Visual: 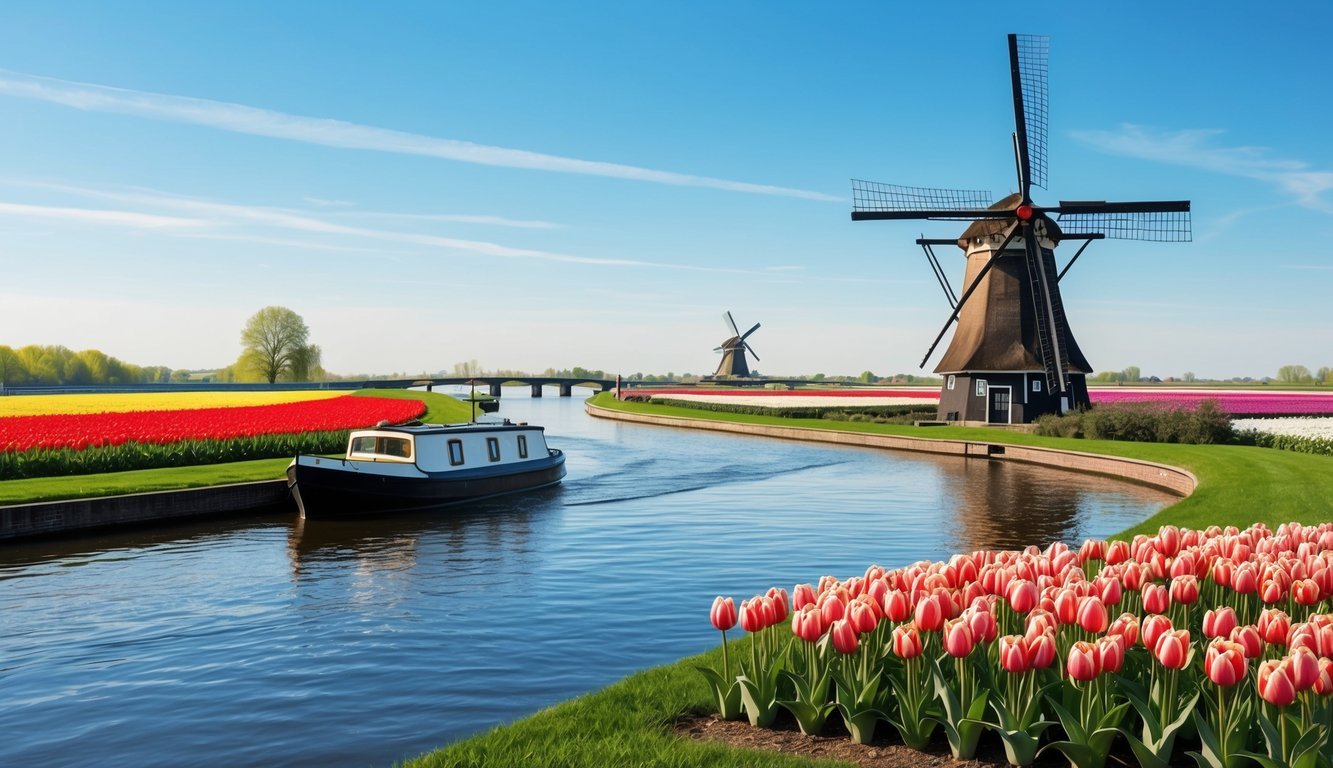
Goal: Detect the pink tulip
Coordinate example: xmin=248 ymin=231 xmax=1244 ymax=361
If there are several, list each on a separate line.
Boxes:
xmin=739 ymin=598 xmax=765 ymax=633
xmin=1096 ymin=576 xmax=1123 ymax=606
xmin=1232 ymin=563 xmax=1259 ymax=595
xmin=866 ymin=577 xmax=888 ymax=607
xmin=1258 ymin=608 xmax=1291 ymax=646
xmin=1259 ymin=578 xmax=1285 ymax=604
xmin=819 ymin=594 xmax=845 ymax=627
xmin=1076 ymin=596 xmax=1109 ymax=634
xmin=1258 ymin=660 xmax=1297 ymax=707
xmin=1169 ymin=575 xmax=1200 ymax=606
xmin=1230 ymin=625 xmax=1264 ymax=659
xmin=943 ymin=617 xmax=975 ymax=658
xmin=1142 ymin=614 xmax=1173 ymax=652
xmin=791 ymin=605 xmax=824 ymax=643
xmin=766 ymin=588 xmax=790 ymax=623
xmin=1141 ymin=583 xmax=1170 ymax=615
xmin=1156 ymin=525 xmax=1181 ymax=557
xmin=710 ymin=596 xmax=737 ymax=632
xmin=1052 ymin=588 xmax=1080 ymax=625
xmin=1027 ymin=631 xmax=1057 ymax=669
xmin=1107 ymin=612 xmax=1140 ymax=646
xmin=914 ymin=592 xmax=945 ymax=632
xmin=1154 ymin=629 xmax=1191 ymax=670
xmin=1098 ymin=634 xmax=1126 ymax=674
xmin=1314 ymin=658 xmax=1333 ymax=697
xmin=1285 ymin=647 xmax=1320 ymax=692
xmin=1067 ymin=640 xmax=1101 ymax=682
xmin=966 ymin=607 xmax=998 ymax=644
xmin=792 ymin=583 xmax=817 ymax=610
xmin=757 ymin=596 xmax=778 ymax=628
xmin=1105 ymin=539 xmax=1131 ymax=565
xmin=1212 ymin=558 xmax=1234 ymax=588
xmin=883 ymin=589 xmax=911 ymax=623
xmin=1006 ymin=579 xmax=1039 ymax=614
xmin=1292 ymin=578 xmax=1321 ymax=607
xmin=892 ymin=623 xmax=923 ymax=659
xmin=830 ymin=618 xmax=858 ymax=655
xmin=1078 ymin=538 xmax=1107 ymax=565
xmin=999 ymin=635 xmax=1029 ymax=673
xmin=1204 ymin=639 xmax=1247 ymax=686
xmin=1203 ymin=606 xmax=1238 ymax=639
xmin=848 ymin=600 xmax=879 ymax=635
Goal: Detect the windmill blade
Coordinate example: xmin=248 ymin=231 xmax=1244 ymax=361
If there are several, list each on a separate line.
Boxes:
xmin=743 ymin=342 xmax=760 ymax=362
xmin=713 ymin=346 xmax=726 ymax=353
xmin=919 ymin=221 xmax=1021 ymax=367
xmin=740 ymin=322 xmax=761 ymax=341
xmin=1009 ymin=34 xmax=1050 ymax=196
xmin=847 ymin=177 xmax=997 ymax=218
xmin=723 ymin=311 xmax=739 ymax=337
xmin=1054 ymin=202 xmax=1192 ymax=242
xmin=1022 ymin=221 xmax=1068 ymax=393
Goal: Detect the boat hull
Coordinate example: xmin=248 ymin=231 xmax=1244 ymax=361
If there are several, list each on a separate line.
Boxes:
xmin=288 ymin=450 xmax=566 ymax=518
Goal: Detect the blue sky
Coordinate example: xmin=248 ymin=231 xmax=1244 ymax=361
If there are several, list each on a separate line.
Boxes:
xmin=1 ymin=1 xmax=1329 ymax=379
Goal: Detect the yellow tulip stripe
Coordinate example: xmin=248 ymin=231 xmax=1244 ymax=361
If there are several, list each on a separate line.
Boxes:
xmin=0 ymin=390 xmax=344 ymax=418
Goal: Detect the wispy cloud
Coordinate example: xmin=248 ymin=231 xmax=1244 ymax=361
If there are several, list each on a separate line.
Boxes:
xmin=1071 ymin=124 xmax=1333 ymax=212
xmin=302 ymin=196 xmax=355 ymax=208
xmin=0 ymin=69 xmax=842 ymax=202
xmin=0 ymin=200 xmax=205 ymax=229
xmin=343 ymin=211 xmax=565 ymax=230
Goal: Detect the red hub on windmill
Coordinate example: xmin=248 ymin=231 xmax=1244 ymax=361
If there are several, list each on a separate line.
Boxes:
xmin=1016 ymin=204 xmax=1034 ymax=221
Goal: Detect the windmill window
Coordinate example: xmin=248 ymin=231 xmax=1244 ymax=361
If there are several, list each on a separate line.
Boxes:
xmin=517 ymin=434 xmax=528 ymax=459
xmin=448 ymin=439 xmax=465 ymax=466
xmin=975 ymin=380 xmax=988 ymax=397
xmin=487 ymin=437 xmax=501 ymax=462
xmin=1032 ymin=379 xmax=1043 ymax=393
xmin=947 ymin=375 xmax=956 ymax=390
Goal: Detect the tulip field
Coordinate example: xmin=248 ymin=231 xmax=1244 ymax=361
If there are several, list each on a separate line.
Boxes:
xmin=0 ymin=393 xmax=427 ymax=479
xmin=703 ymin=522 xmax=1333 ymax=767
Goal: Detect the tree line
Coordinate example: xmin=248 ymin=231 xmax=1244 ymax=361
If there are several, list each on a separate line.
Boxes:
xmin=0 ymin=345 xmax=173 ymax=386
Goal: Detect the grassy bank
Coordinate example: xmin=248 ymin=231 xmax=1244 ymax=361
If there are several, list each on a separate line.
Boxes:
xmin=0 ymin=389 xmax=472 ymax=505
xmin=403 ymin=392 xmax=1333 ymax=767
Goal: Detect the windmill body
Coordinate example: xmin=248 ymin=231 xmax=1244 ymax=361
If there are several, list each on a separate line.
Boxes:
xmin=852 ymin=34 xmax=1190 ymax=424
xmin=712 ymin=311 xmax=761 ymax=378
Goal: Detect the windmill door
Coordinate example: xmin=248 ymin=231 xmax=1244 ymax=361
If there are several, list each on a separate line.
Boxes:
xmin=987 ymin=386 xmax=1012 ymax=425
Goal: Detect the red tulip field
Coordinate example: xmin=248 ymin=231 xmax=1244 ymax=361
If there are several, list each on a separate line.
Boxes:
xmin=702 ymin=522 xmax=1333 ymax=767
xmin=0 ymin=394 xmax=426 ymax=479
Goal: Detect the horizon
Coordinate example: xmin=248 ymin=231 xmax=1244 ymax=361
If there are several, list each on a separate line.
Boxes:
xmin=2 ymin=2 xmax=1330 ymax=381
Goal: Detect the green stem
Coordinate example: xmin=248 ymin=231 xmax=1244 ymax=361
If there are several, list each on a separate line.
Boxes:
xmin=721 ymin=630 xmax=730 ymax=682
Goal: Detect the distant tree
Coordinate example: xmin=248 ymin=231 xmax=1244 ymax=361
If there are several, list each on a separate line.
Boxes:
xmin=1276 ymin=365 xmax=1314 ymax=384
xmin=1182 ymin=371 xmax=1196 ymax=382
xmin=170 ymin=370 xmax=192 ymax=383
xmin=1121 ymin=366 xmax=1141 ymax=383
xmin=859 ymin=370 xmax=876 ymax=384
xmin=238 ymin=306 xmax=316 ymax=384
xmin=1319 ymin=366 xmax=1332 ymax=384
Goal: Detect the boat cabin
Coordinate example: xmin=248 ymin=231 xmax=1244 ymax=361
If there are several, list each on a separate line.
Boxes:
xmin=344 ymin=421 xmax=553 ymax=473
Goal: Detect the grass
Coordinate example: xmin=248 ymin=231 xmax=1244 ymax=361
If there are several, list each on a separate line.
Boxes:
xmin=0 ymin=389 xmax=472 ymax=505
xmin=400 ymin=391 xmax=1333 ymax=768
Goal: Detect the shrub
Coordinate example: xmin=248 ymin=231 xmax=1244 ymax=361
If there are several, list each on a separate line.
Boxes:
xmin=1033 ymin=399 xmax=1233 ymax=444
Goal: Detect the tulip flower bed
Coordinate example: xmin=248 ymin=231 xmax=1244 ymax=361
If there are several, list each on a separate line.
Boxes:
xmin=0 ymin=394 xmax=426 ymax=479
xmin=0 ymin=390 xmax=343 ymax=418
xmin=702 ymin=522 xmax=1333 ymax=767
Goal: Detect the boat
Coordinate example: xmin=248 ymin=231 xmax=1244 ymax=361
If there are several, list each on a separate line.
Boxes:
xmin=287 ymin=419 xmax=566 ymax=518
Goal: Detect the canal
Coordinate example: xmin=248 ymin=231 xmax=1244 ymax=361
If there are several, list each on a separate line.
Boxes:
xmin=0 ymin=389 xmax=1174 ymax=767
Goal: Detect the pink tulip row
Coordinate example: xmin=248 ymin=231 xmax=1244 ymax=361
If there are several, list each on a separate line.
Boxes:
xmin=703 ymin=521 xmax=1333 ymax=765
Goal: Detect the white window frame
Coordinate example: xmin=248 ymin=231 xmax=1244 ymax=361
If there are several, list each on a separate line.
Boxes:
xmin=975 ymin=379 xmax=988 ymax=397
xmin=947 ymin=375 xmax=956 ymax=390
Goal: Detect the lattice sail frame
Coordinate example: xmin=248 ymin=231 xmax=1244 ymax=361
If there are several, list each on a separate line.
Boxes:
xmin=851 ymin=180 xmax=993 ymax=219
xmin=1014 ymin=34 xmax=1050 ymax=191
xmin=1056 ymin=210 xmax=1192 ymax=242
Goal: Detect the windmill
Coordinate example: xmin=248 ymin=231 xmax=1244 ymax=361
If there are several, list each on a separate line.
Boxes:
xmin=713 ymin=311 xmax=761 ymax=378
xmin=852 ymin=34 xmax=1190 ymax=424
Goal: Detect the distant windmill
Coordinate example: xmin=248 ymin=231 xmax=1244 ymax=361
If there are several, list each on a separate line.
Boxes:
xmin=851 ymin=33 xmax=1190 ymax=424
xmin=714 ymin=311 xmax=761 ymax=377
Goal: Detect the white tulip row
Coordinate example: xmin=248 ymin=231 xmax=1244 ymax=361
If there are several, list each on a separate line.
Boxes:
xmin=1232 ymin=417 xmax=1333 ymax=439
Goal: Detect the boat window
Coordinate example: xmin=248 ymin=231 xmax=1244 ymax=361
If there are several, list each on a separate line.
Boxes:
xmin=351 ymin=435 xmax=412 ymax=459
xmin=448 ymin=439 xmax=465 ymax=466
xmin=517 ymin=434 xmax=528 ymax=459
xmin=487 ymin=437 xmax=501 ymax=462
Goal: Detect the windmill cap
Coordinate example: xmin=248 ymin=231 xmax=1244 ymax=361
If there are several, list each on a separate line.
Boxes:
xmin=957 ymin=193 xmax=1063 ymax=248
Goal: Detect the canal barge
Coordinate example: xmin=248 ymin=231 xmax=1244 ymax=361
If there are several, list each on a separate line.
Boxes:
xmin=287 ymin=420 xmax=565 ymax=518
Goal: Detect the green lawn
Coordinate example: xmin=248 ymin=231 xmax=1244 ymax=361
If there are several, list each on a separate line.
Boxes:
xmin=401 ymin=392 xmax=1333 ymax=768
xmin=0 ymin=388 xmax=472 ymax=505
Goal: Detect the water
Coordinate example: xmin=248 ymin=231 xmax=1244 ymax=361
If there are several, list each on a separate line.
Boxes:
xmin=0 ymin=389 xmax=1173 ymax=767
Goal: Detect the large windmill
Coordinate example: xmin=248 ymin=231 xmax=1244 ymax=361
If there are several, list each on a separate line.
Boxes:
xmin=713 ymin=311 xmax=761 ymax=378
xmin=852 ymin=34 xmax=1190 ymax=424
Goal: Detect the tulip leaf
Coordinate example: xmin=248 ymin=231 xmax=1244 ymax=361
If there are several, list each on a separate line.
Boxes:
xmin=693 ymin=665 xmax=743 ymax=720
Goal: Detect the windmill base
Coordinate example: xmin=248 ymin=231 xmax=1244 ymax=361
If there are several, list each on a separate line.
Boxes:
xmin=935 ymin=372 xmax=1089 ymax=425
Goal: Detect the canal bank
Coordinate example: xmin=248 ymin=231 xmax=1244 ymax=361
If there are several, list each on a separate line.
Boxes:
xmin=585 ymin=399 xmax=1197 ymax=497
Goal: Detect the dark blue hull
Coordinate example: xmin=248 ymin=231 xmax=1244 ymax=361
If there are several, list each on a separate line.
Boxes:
xmin=288 ymin=450 xmax=565 ymax=518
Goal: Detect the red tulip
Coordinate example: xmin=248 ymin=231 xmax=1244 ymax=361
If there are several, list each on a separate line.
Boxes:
xmin=1141 ymin=583 xmax=1170 ymax=615
xmin=848 ymin=600 xmax=879 ymax=635
xmin=1229 ymin=624 xmax=1264 ymax=659
xmin=1259 ymin=578 xmax=1285 ymax=604
xmin=1052 ymin=587 xmax=1080 ymax=625
xmin=914 ymin=593 xmax=945 ymax=632
xmin=1258 ymin=660 xmax=1297 ymax=707
xmin=943 ymin=617 xmax=975 ymax=658
xmin=1292 ymin=578 xmax=1321 ymax=607
xmin=891 ymin=623 xmax=923 ymax=659
xmin=1211 ymin=557 xmax=1234 ymax=588
xmin=792 ymin=583 xmax=817 ymax=610
xmin=739 ymin=598 xmax=765 ymax=633
xmin=791 ymin=605 xmax=824 ymax=643
xmin=1156 ymin=525 xmax=1181 ymax=557
xmin=1076 ymin=596 xmax=1109 ymax=634
xmin=757 ymin=596 xmax=778 ymax=628
xmin=1067 ymin=641 xmax=1101 ymax=682
xmin=1006 ymin=579 xmax=1039 ymax=614
xmin=1314 ymin=658 xmax=1333 ymax=697
xmin=819 ymin=594 xmax=845 ymax=627
xmin=830 ymin=618 xmax=858 ymax=655
xmin=1078 ymin=538 xmax=1107 ymax=565
xmin=1095 ymin=576 xmax=1123 ymax=606
xmin=710 ymin=596 xmax=737 ymax=631
xmin=1142 ymin=614 xmax=1174 ymax=652
xmin=866 ymin=577 xmax=888 ymax=607
xmin=1106 ymin=539 xmax=1131 ymax=565
xmin=1154 ymin=629 xmax=1190 ymax=670
xmin=1204 ymin=639 xmax=1247 ymax=686
xmin=1107 ymin=612 xmax=1140 ymax=646
xmin=1232 ymin=563 xmax=1259 ymax=595
xmin=1258 ymin=608 xmax=1291 ymax=646
xmin=1027 ymin=631 xmax=1057 ymax=669
xmin=999 ymin=635 xmax=1029 ymax=673
xmin=766 ymin=588 xmax=789 ymax=623
xmin=1097 ymin=634 xmax=1126 ymax=674
xmin=883 ymin=589 xmax=911 ymax=623
xmin=1169 ymin=575 xmax=1200 ymax=606
xmin=1285 ymin=647 xmax=1320 ymax=692
xmin=966 ymin=607 xmax=998 ymax=644
xmin=1203 ymin=606 xmax=1238 ymax=639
